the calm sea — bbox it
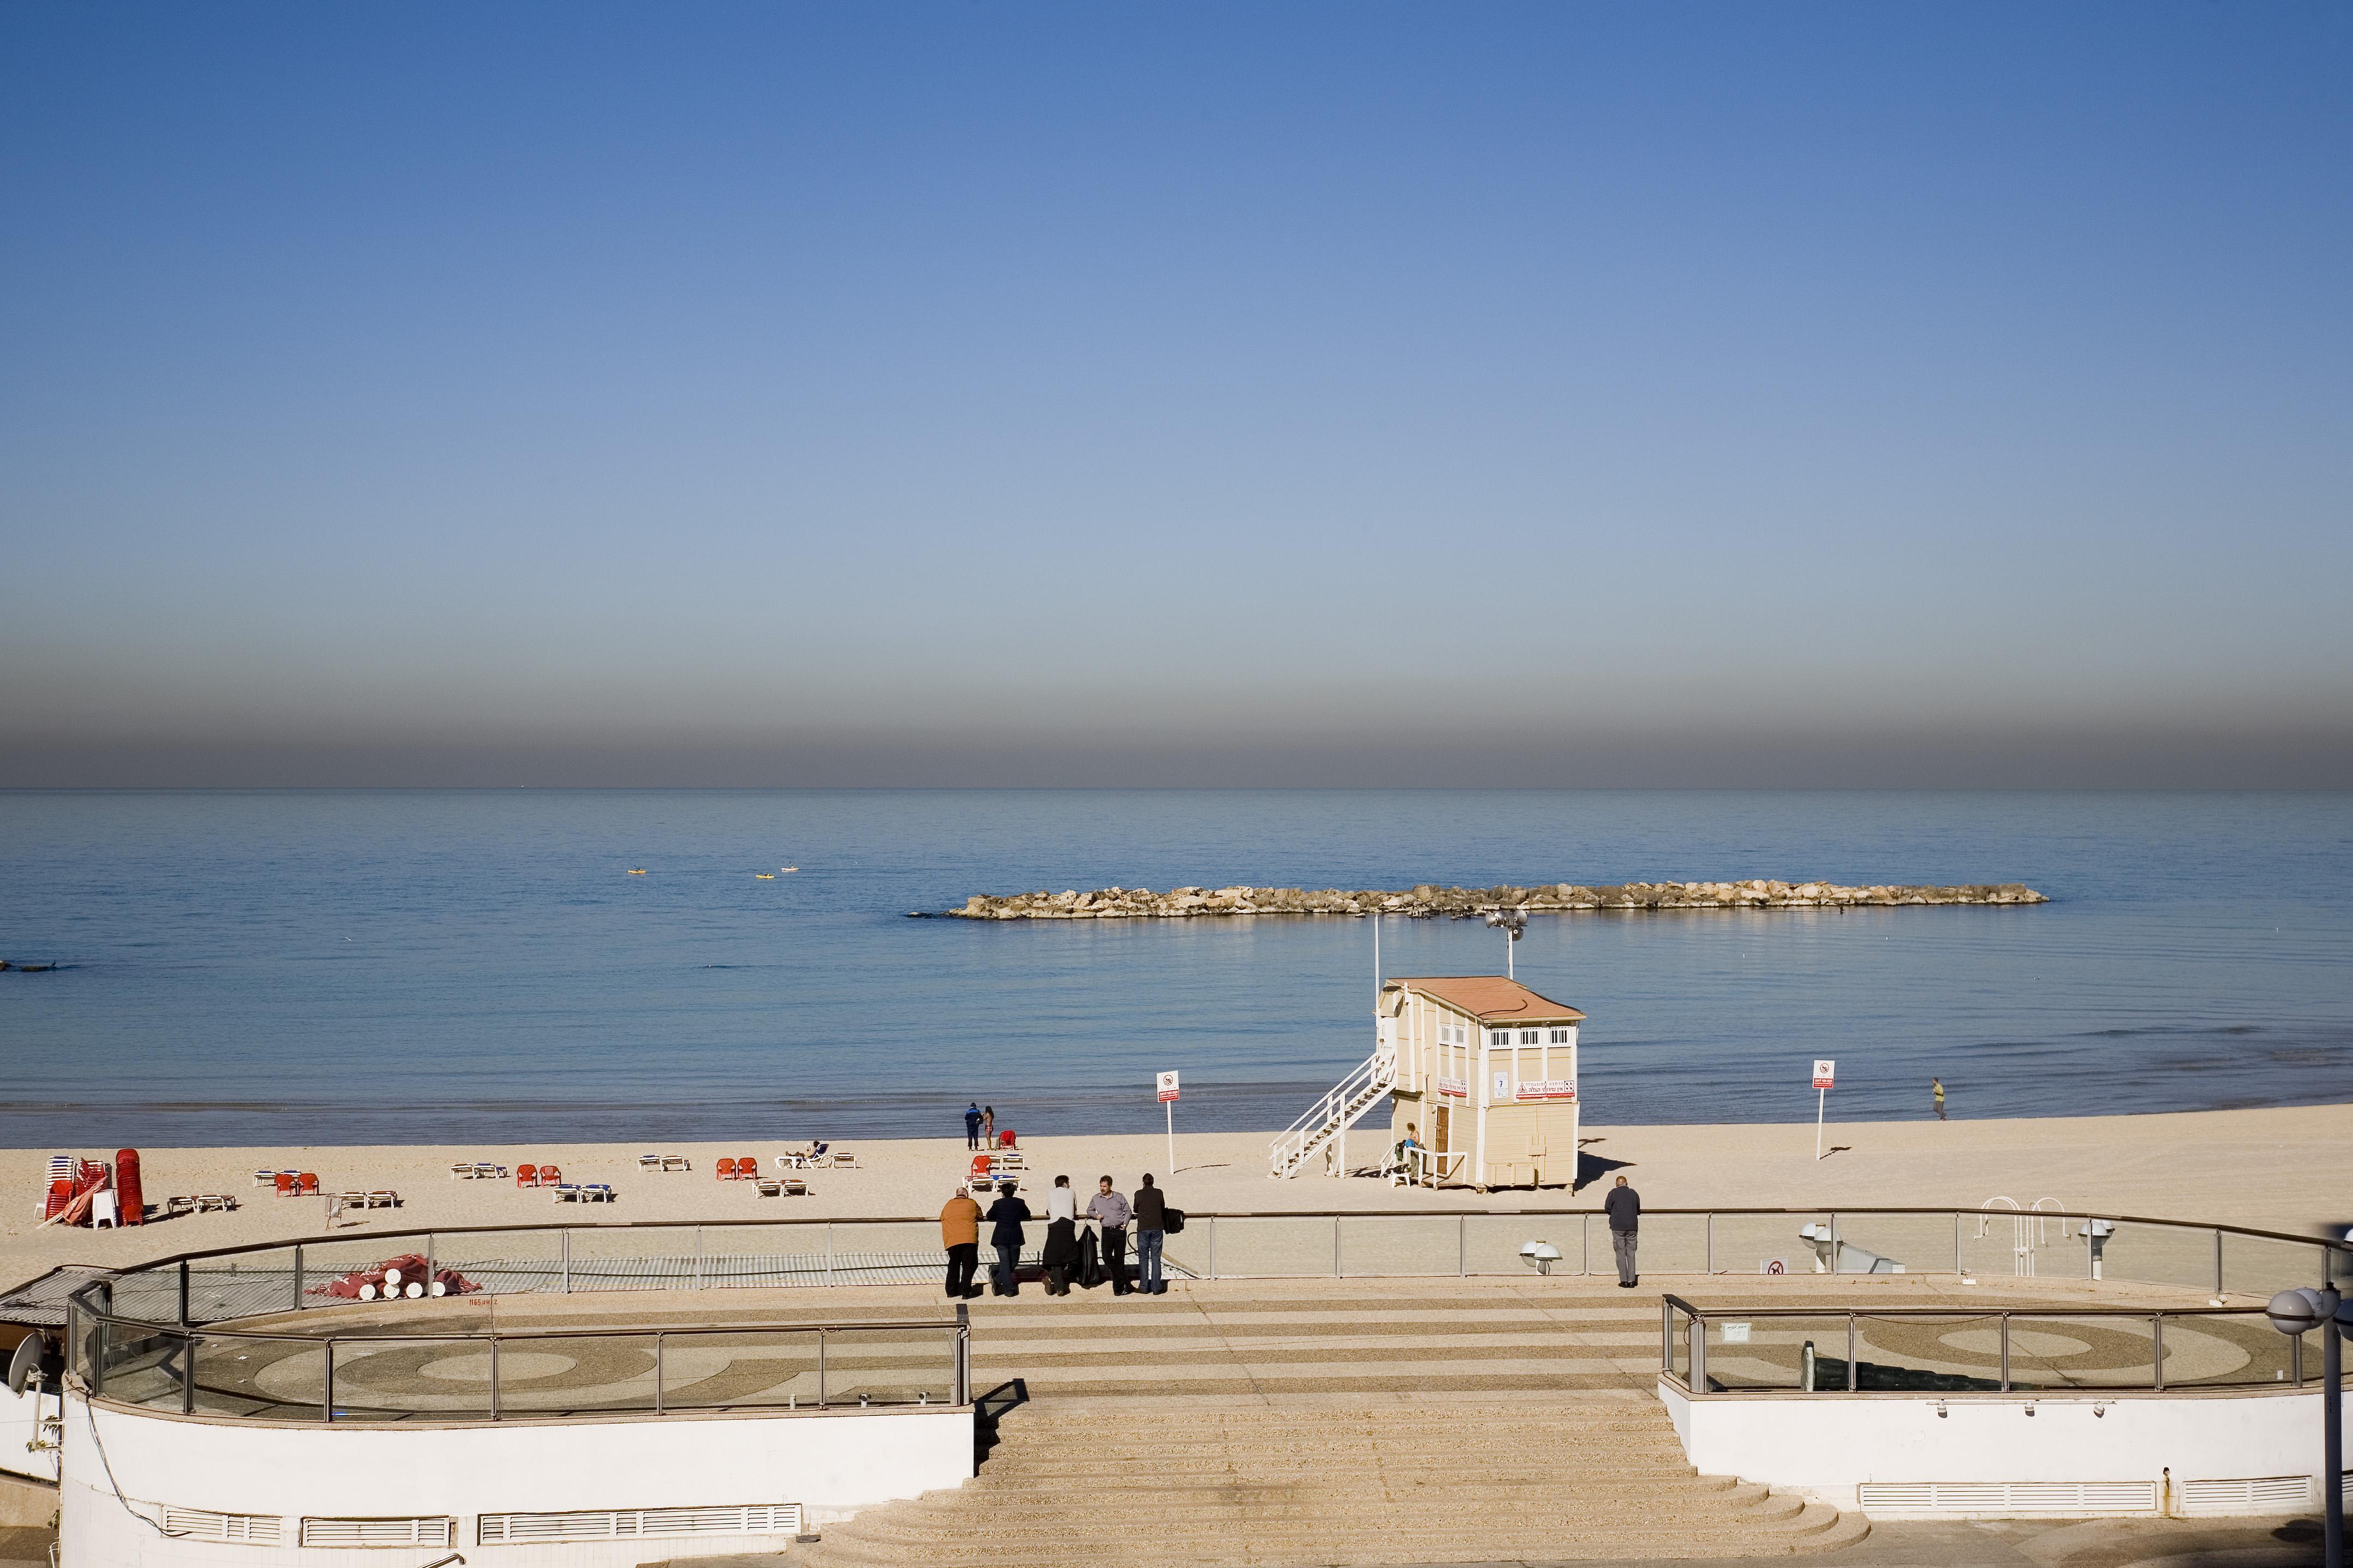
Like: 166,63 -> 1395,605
1,790 -> 2348,1148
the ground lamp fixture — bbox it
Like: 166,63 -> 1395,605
1519,1240 -> 1562,1276
1484,909 -> 1526,978
2266,1284 -> 2348,1568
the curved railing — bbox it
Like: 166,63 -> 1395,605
57,1205 -> 2349,1423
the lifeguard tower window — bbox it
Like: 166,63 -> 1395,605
1548,1028 -> 1571,1044
1490,1031 -> 1512,1048
1519,1030 -> 1540,1044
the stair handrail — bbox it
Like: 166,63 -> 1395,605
1267,1050 -> 1394,1175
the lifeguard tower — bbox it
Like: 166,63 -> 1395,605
1268,974 -> 1583,1189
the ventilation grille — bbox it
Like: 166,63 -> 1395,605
160,1507 -> 282,1544
479,1503 -> 803,1543
299,1516 -> 455,1548
1857,1481 -> 2157,1515
2177,1475 -> 2313,1515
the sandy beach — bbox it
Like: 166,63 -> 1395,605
7,1102 -> 2348,1289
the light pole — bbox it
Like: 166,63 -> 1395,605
1484,909 -> 1525,978
2268,1284 -> 2347,1568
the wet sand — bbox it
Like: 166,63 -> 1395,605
6,1102 -> 2348,1288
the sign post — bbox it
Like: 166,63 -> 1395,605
1157,1071 -> 1181,1173
1812,1060 -> 1836,1161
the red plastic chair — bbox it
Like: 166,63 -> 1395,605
274,1173 -> 295,1197
716,1158 -> 738,1181
736,1154 -> 757,1177
295,1173 -> 319,1195
536,1164 -> 560,1186
998,1129 -> 1016,1149
516,1163 -> 538,1187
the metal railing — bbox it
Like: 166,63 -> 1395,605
67,1276 -> 968,1425
1660,1293 -> 2307,1396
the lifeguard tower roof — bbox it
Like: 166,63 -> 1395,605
1384,975 -> 1585,1025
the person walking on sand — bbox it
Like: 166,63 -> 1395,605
1932,1078 -> 1947,1122
1604,1175 -> 1641,1288
985,1180 -> 1030,1296
1088,1175 -> 1132,1295
1131,1174 -> 1169,1295
939,1186 -> 981,1300
965,1102 -> 984,1149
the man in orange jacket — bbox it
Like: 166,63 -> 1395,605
940,1186 -> 982,1299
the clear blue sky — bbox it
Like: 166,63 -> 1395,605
3,3 -> 2347,785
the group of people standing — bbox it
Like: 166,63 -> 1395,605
939,1172 -> 1173,1298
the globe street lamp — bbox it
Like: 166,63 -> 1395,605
2268,1284 -> 2348,1568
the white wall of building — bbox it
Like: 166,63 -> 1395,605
60,1391 -> 972,1568
2,1382 -> 60,1483
1661,1380 -> 2328,1516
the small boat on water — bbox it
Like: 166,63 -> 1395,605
780,866 -> 799,873
627,868 -> 648,875
755,873 -> 775,880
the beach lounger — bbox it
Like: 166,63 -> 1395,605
367,1190 -> 399,1208
639,1153 -> 663,1170
195,1194 -> 235,1212
552,1182 -> 581,1201
166,1195 -> 197,1217
755,1177 -> 781,1197
449,1163 -> 475,1180
472,1162 -> 505,1179
578,1182 -> 615,1203
254,1168 -> 280,1187
337,1189 -> 367,1206
822,1150 -> 858,1169
661,1155 -> 690,1172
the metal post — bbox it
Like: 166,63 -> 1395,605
1688,1314 -> 1707,1392
1458,1215 -> 1466,1278
825,1225 -> 835,1288
817,1330 -> 827,1408
183,1332 -> 196,1414
1847,1316 -> 1859,1392
177,1261 -> 191,1326
293,1245 -> 304,1312
1999,1314 -> 2010,1392
1580,1213 -> 1590,1276
1707,1213 -> 1715,1275
562,1229 -> 572,1294
1829,1213 -> 1840,1275
424,1233 -> 435,1299
694,1225 -> 705,1290
2322,1287 -> 2344,1568
322,1339 -> 334,1422
2214,1229 -> 2224,1296
489,1334 -> 500,1421
955,1305 -> 971,1407
654,1333 -> 664,1415
1207,1217 -> 1217,1281
1956,1212 -> 1965,1275
2152,1314 -> 2165,1391
1662,1302 -> 1673,1371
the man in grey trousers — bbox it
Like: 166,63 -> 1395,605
1603,1175 -> 1640,1287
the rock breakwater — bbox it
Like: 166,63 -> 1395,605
944,880 -> 2048,920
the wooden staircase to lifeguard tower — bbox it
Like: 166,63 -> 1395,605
1267,1047 -> 1396,1179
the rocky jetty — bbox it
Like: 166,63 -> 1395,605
944,879 -> 2047,920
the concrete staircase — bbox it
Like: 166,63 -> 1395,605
799,1396 -> 1865,1565
788,1279 -> 1867,1566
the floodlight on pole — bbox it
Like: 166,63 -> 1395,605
1484,909 -> 1526,978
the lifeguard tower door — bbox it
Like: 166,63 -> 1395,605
1432,1107 -> 1451,1161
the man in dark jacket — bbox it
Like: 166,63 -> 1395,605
1603,1175 -> 1640,1287
964,1103 -> 984,1149
1041,1214 -> 1079,1295
985,1182 -> 1031,1296
1131,1174 -> 1168,1295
